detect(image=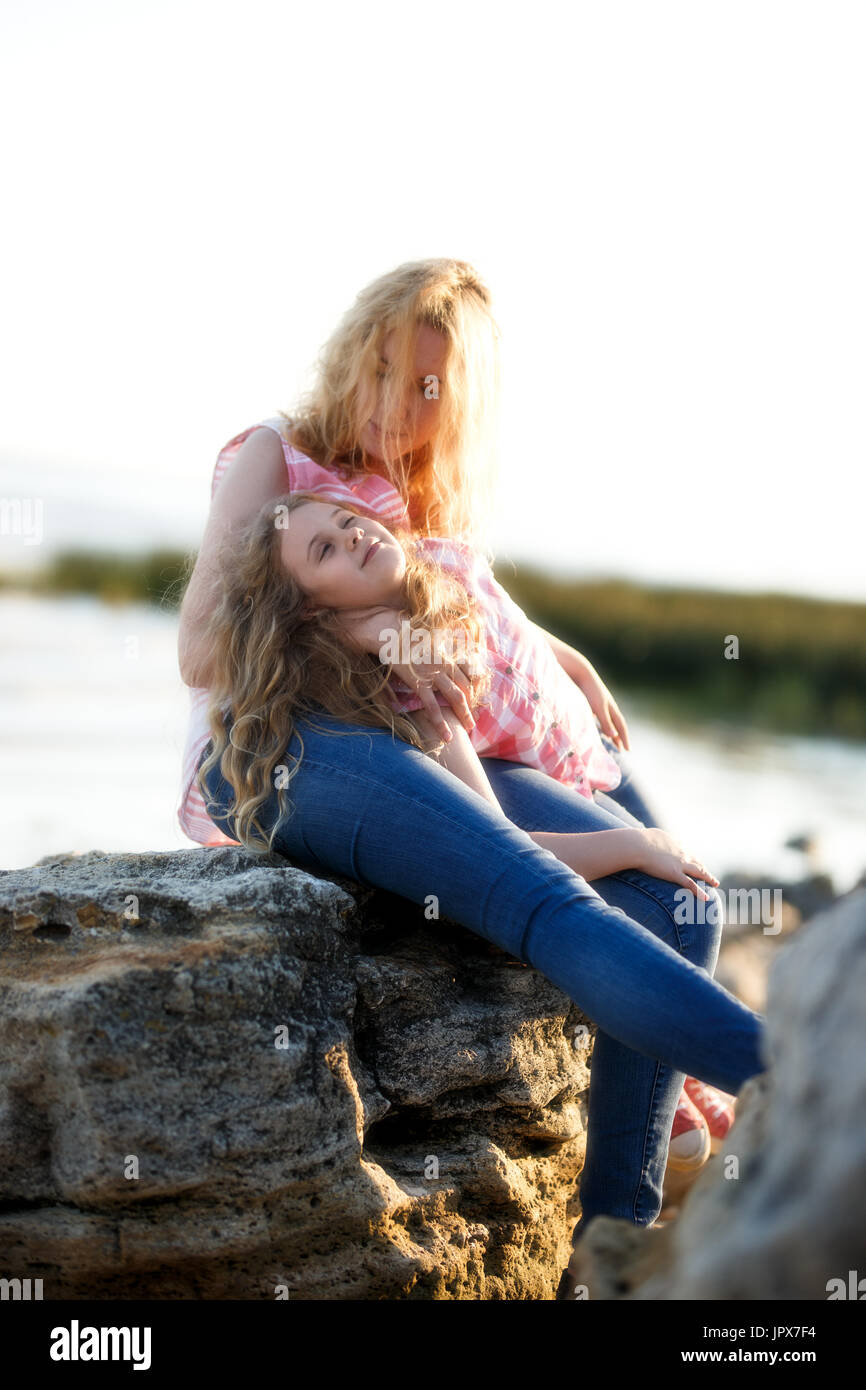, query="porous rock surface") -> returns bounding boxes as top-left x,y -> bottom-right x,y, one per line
0,847 -> 593,1299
